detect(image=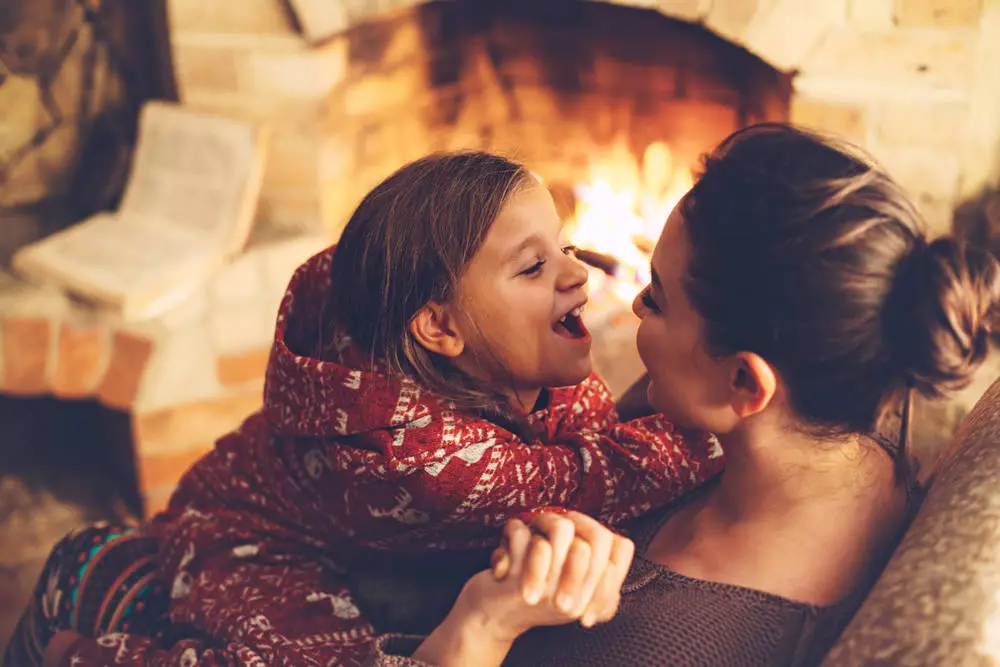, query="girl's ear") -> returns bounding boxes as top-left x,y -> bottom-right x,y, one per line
409,302 -> 465,357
